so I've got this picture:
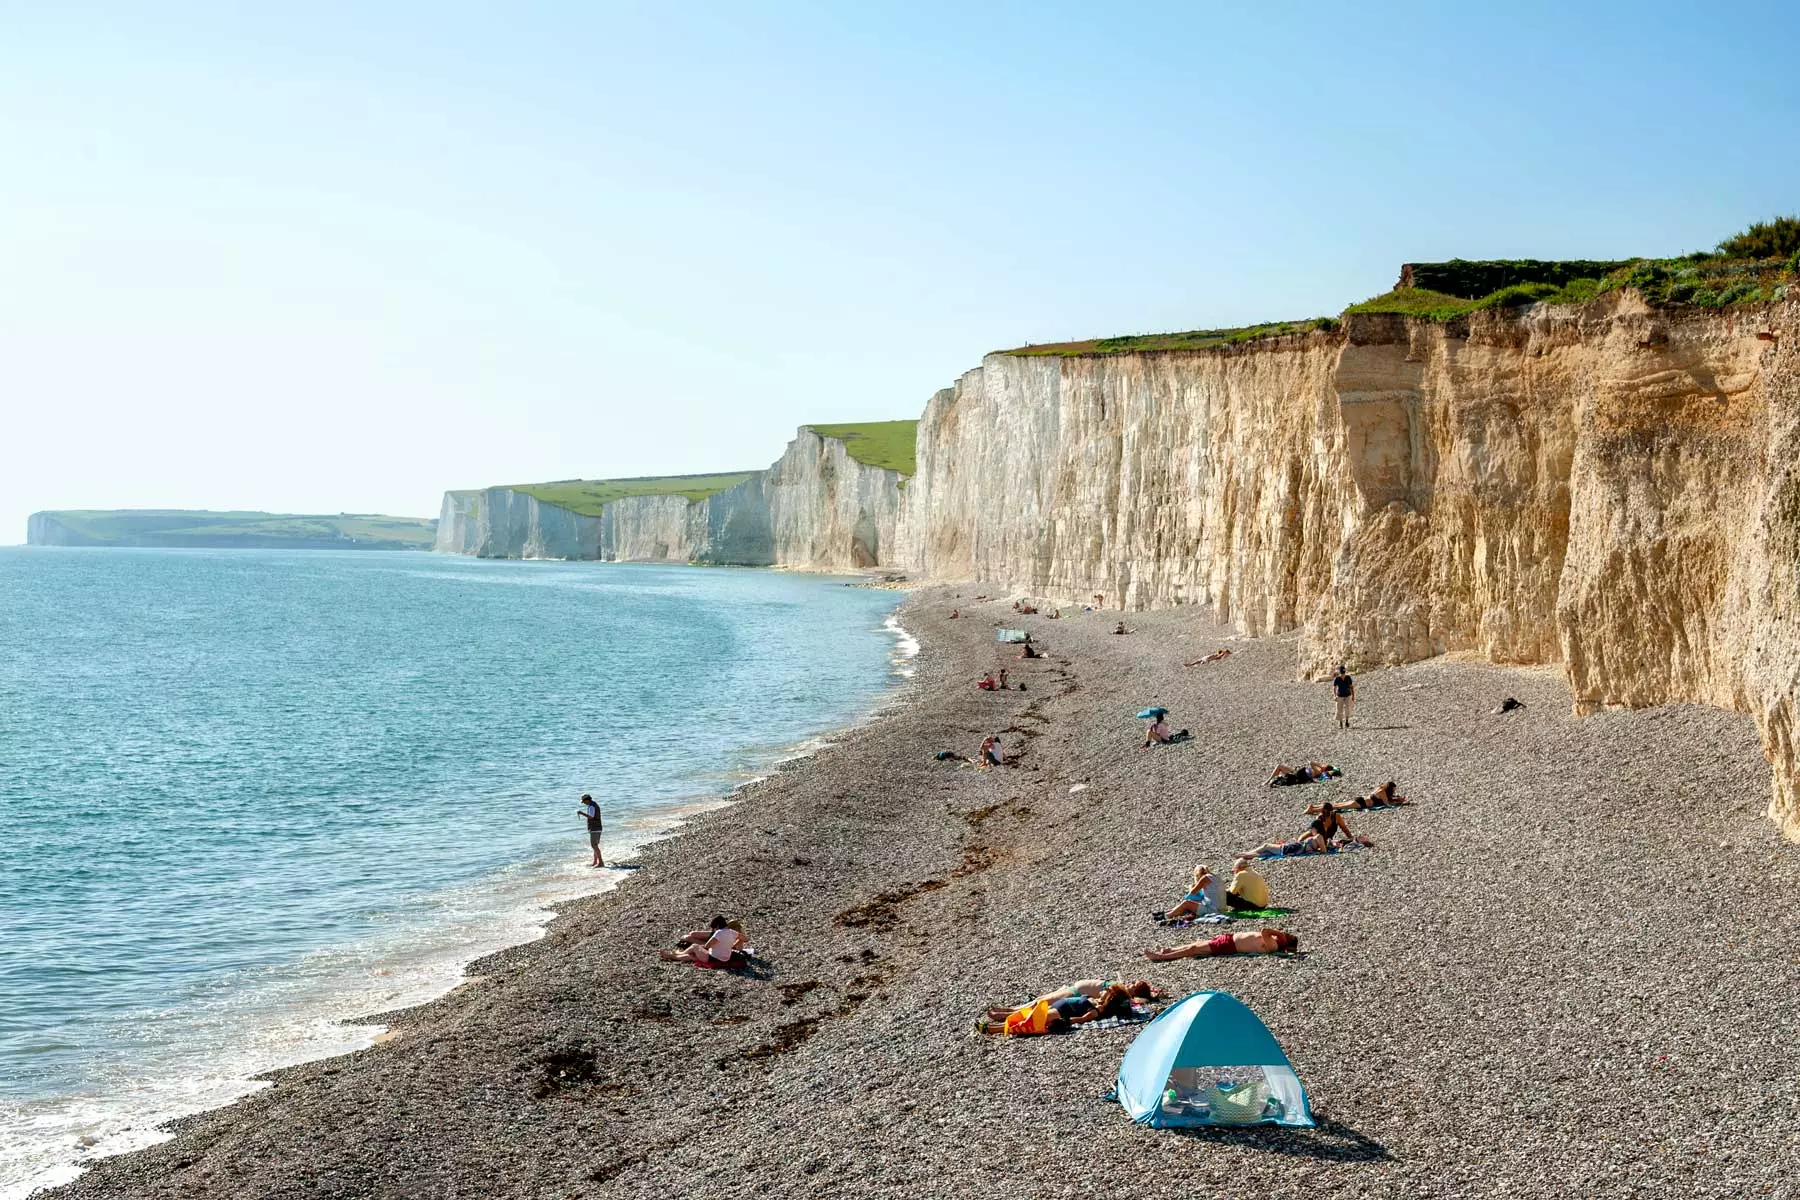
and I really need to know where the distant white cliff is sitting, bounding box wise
[434,427,907,570]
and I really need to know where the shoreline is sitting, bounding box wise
[45,590,1800,1199]
[10,601,917,1200]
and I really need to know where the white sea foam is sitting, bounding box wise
[885,611,921,677]
[0,801,739,1200]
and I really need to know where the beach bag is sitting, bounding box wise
[1206,1079,1271,1124]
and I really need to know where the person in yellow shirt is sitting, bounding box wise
[1224,856,1271,911]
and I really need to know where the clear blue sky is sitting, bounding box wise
[2,1,1795,539]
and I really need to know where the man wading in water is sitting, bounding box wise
[1331,664,1356,729]
[578,793,605,867]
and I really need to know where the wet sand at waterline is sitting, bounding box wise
[51,590,1800,1199]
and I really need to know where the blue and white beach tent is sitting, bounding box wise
[1113,991,1314,1128]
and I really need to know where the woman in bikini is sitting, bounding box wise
[1267,762,1338,786]
[1307,781,1408,812]
[1142,928,1298,961]
[1155,864,1223,921]
[1241,829,1375,859]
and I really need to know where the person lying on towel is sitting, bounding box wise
[978,982,1144,1036]
[1142,928,1298,962]
[1241,829,1375,859]
[1308,780,1408,812]
[1266,761,1340,786]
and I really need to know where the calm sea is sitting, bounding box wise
[0,548,909,1197]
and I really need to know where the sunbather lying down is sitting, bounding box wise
[1143,928,1298,961]
[1267,762,1339,786]
[1242,830,1375,859]
[1309,780,1408,811]
[1184,648,1231,666]
[979,982,1151,1036]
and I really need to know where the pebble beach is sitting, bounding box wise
[47,590,1800,1199]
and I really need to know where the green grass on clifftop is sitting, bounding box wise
[1000,318,1339,358]
[508,473,757,516]
[806,421,917,476]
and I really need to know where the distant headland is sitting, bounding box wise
[26,510,437,551]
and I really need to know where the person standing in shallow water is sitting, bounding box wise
[578,793,604,867]
[1331,665,1356,729]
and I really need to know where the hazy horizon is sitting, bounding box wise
[4,2,1798,542]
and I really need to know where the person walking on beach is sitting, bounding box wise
[1331,664,1356,729]
[577,793,604,868]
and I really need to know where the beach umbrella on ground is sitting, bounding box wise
[1136,707,1168,720]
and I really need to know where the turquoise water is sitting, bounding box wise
[0,549,907,1196]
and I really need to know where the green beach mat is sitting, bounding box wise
[1227,907,1294,919]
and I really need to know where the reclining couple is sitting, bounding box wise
[659,915,750,968]
[979,978,1162,1036]
[1153,858,1270,922]
[1244,801,1375,858]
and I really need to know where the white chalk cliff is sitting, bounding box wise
[895,294,1800,839]
[435,427,906,569]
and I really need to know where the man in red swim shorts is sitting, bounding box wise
[1141,928,1297,961]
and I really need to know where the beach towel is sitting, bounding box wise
[1157,914,1232,929]
[1220,907,1294,920]
[1075,1004,1154,1033]
[1281,841,1367,859]
[996,628,1028,643]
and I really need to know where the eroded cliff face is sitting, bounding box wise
[439,428,906,571]
[898,295,1800,837]
[433,488,602,559]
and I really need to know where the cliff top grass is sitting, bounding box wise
[507,473,757,516]
[1006,220,1799,354]
[1351,221,1800,320]
[806,421,917,476]
[34,510,437,546]
[1000,317,1340,358]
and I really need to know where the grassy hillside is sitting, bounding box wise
[807,421,917,476]
[507,473,757,517]
[29,510,437,549]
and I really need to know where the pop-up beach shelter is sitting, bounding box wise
[1113,991,1314,1128]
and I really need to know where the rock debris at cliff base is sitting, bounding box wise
[48,591,1800,1200]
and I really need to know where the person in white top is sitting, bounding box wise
[661,915,745,965]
